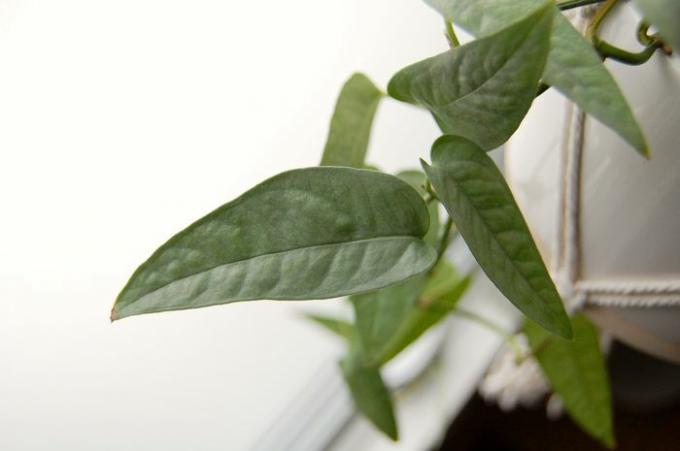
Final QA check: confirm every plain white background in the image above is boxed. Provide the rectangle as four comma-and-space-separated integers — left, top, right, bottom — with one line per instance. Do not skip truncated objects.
0, 1, 446, 449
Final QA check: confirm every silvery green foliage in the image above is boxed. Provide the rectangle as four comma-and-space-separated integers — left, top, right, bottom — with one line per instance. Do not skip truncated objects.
113, 0, 672, 444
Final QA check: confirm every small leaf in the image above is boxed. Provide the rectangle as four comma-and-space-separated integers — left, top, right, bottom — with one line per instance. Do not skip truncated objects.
388, 1, 553, 150
378, 263, 471, 364
526, 314, 615, 448
304, 314, 354, 341
320, 73, 384, 168
425, 0, 649, 156
422, 135, 571, 338
340, 355, 398, 440
113, 168, 437, 320
634, 0, 680, 51
350, 275, 426, 363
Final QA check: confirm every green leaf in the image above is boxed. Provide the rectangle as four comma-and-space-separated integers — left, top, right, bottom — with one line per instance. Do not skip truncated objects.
526, 314, 615, 448
340, 355, 398, 440
397, 169, 440, 246
350, 275, 426, 363
378, 263, 471, 364
113, 167, 437, 320
425, 0, 649, 156
422, 135, 571, 338
388, 1, 553, 150
420, 259, 464, 303
320, 73, 384, 168
304, 314, 354, 341
634, 0, 680, 51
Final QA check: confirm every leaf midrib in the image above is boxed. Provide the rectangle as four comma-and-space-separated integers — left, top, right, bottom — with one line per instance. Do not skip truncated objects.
432, 160, 552, 316
428, 8, 541, 110
118, 235, 427, 307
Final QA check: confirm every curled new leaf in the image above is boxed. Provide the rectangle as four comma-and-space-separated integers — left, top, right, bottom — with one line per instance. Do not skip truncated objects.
113, 168, 437, 320
388, 1, 553, 150
422, 135, 571, 338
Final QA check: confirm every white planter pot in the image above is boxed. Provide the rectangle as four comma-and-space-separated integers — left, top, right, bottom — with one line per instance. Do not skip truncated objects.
505, 3, 680, 363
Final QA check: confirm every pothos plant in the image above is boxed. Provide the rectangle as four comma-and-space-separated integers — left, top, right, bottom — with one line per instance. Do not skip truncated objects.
112, 0, 677, 447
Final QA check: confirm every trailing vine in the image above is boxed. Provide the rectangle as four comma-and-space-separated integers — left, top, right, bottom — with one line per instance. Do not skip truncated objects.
113, 0, 676, 446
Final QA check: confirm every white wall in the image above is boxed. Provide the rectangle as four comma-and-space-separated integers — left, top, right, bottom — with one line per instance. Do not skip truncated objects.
0, 1, 445, 449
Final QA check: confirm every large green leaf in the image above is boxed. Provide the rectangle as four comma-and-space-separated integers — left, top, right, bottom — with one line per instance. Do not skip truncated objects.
526, 314, 615, 448
351, 275, 426, 363
113, 168, 437, 320
340, 355, 398, 440
378, 262, 471, 364
425, 0, 649, 156
422, 135, 571, 338
320, 73, 384, 168
388, 0, 553, 150
634, 0, 680, 51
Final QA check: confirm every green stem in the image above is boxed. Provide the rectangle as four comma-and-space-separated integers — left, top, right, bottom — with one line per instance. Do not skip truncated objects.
637, 21, 655, 46
445, 20, 460, 48
557, 0, 605, 10
587, 0, 662, 65
452, 307, 523, 358
595, 38, 661, 65
586, 0, 618, 41
424, 193, 436, 205
425, 180, 439, 202
431, 216, 455, 271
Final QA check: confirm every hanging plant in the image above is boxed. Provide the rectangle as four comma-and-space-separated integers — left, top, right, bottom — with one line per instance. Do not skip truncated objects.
112, 0, 676, 446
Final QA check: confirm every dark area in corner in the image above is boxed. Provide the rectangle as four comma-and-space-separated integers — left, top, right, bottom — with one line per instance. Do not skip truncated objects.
437, 341, 680, 451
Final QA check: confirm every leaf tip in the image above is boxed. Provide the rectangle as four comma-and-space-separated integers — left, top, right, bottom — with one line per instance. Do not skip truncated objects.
602, 434, 617, 450
110, 306, 119, 322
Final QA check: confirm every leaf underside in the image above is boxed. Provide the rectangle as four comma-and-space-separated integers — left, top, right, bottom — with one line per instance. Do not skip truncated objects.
113, 167, 436, 320
423, 135, 571, 338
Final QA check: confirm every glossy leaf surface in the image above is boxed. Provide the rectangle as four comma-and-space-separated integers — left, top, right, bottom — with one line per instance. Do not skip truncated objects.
425, 0, 649, 156
113, 168, 436, 320
320, 73, 383, 168
634, 0, 680, 51
423, 136, 571, 337
526, 314, 615, 448
388, 1, 553, 150
340, 355, 398, 440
